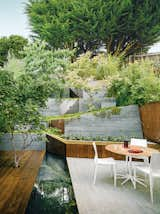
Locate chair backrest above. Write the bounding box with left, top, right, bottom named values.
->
left=150, top=153, right=160, bottom=171
left=93, top=142, right=98, bottom=161
left=130, top=138, right=147, bottom=147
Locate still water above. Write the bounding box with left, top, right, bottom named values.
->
left=25, top=153, right=78, bottom=214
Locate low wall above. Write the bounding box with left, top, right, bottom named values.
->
left=0, top=133, right=46, bottom=151
left=65, top=105, right=143, bottom=139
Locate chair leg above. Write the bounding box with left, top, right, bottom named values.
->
left=110, top=165, right=113, bottom=177
left=113, top=165, right=116, bottom=187
left=144, top=172, right=147, bottom=182
left=93, top=164, right=98, bottom=185
left=144, top=157, right=149, bottom=166
left=144, top=158, right=149, bottom=182
left=149, top=175, right=153, bottom=204
left=126, top=156, right=129, bottom=166
left=133, top=167, right=136, bottom=189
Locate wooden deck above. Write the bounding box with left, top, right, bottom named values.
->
left=67, top=157, right=160, bottom=214
left=0, top=150, right=45, bottom=214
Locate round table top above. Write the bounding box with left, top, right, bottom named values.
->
left=105, top=144, right=159, bottom=157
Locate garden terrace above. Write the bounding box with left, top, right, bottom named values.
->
left=0, top=150, right=45, bottom=214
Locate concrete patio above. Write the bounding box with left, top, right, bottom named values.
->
left=67, top=158, right=160, bottom=214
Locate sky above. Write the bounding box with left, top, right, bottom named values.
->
left=0, top=0, right=30, bottom=38
left=0, top=0, right=160, bottom=53
left=148, top=42, right=160, bottom=53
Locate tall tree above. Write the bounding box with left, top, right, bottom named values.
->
left=0, top=40, right=73, bottom=167
left=0, top=35, right=28, bottom=66
left=26, top=0, right=160, bottom=56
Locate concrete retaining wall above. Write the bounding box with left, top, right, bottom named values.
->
left=40, top=98, right=61, bottom=116
left=60, top=99, right=79, bottom=114
left=64, top=105, right=143, bottom=139
left=0, top=133, right=46, bottom=151
left=79, top=97, right=116, bottom=112
left=40, top=98, right=79, bottom=116
left=40, top=96, right=116, bottom=117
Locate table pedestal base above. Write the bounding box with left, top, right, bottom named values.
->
left=118, top=159, right=147, bottom=188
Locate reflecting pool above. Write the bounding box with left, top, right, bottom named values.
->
left=25, top=153, right=78, bottom=214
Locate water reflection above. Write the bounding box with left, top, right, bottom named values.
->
left=26, top=153, right=78, bottom=214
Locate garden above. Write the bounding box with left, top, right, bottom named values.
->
left=0, top=0, right=160, bottom=213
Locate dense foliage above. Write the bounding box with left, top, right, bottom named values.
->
left=67, top=52, right=121, bottom=79
left=0, top=70, right=18, bottom=133
left=0, top=68, right=43, bottom=135
left=26, top=0, right=160, bottom=56
left=0, top=40, right=73, bottom=166
left=65, top=52, right=121, bottom=92
left=108, top=61, right=160, bottom=106
left=66, top=52, right=160, bottom=105
left=0, top=35, right=28, bottom=66
left=23, top=41, right=74, bottom=97
left=0, top=40, right=73, bottom=134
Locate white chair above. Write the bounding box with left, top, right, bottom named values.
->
left=93, top=142, right=117, bottom=187
left=134, top=153, right=160, bottom=203
left=130, top=138, right=148, bottom=147
left=126, top=138, right=149, bottom=166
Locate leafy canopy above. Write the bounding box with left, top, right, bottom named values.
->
left=0, top=35, right=28, bottom=66
left=0, top=70, right=18, bottom=133
left=26, top=0, right=160, bottom=56
left=0, top=40, right=73, bottom=135
left=23, top=40, right=74, bottom=98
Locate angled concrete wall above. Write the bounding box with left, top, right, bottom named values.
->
left=40, top=98, right=79, bottom=117
left=60, top=99, right=79, bottom=114
left=64, top=105, right=143, bottom=139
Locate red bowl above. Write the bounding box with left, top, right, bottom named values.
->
left=128, top=149, right=143, bottom=154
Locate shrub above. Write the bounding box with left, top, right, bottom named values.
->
left=65, top=52, right=121, bottom=92
left=108, top=60, right=160, bottom=106
left=67, top=52, right=160, bottom=106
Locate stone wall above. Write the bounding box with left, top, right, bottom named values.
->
left=64, top=105, right=143, bottom=139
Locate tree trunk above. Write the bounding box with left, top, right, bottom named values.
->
left=11, top=132, right=20, bottom=168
